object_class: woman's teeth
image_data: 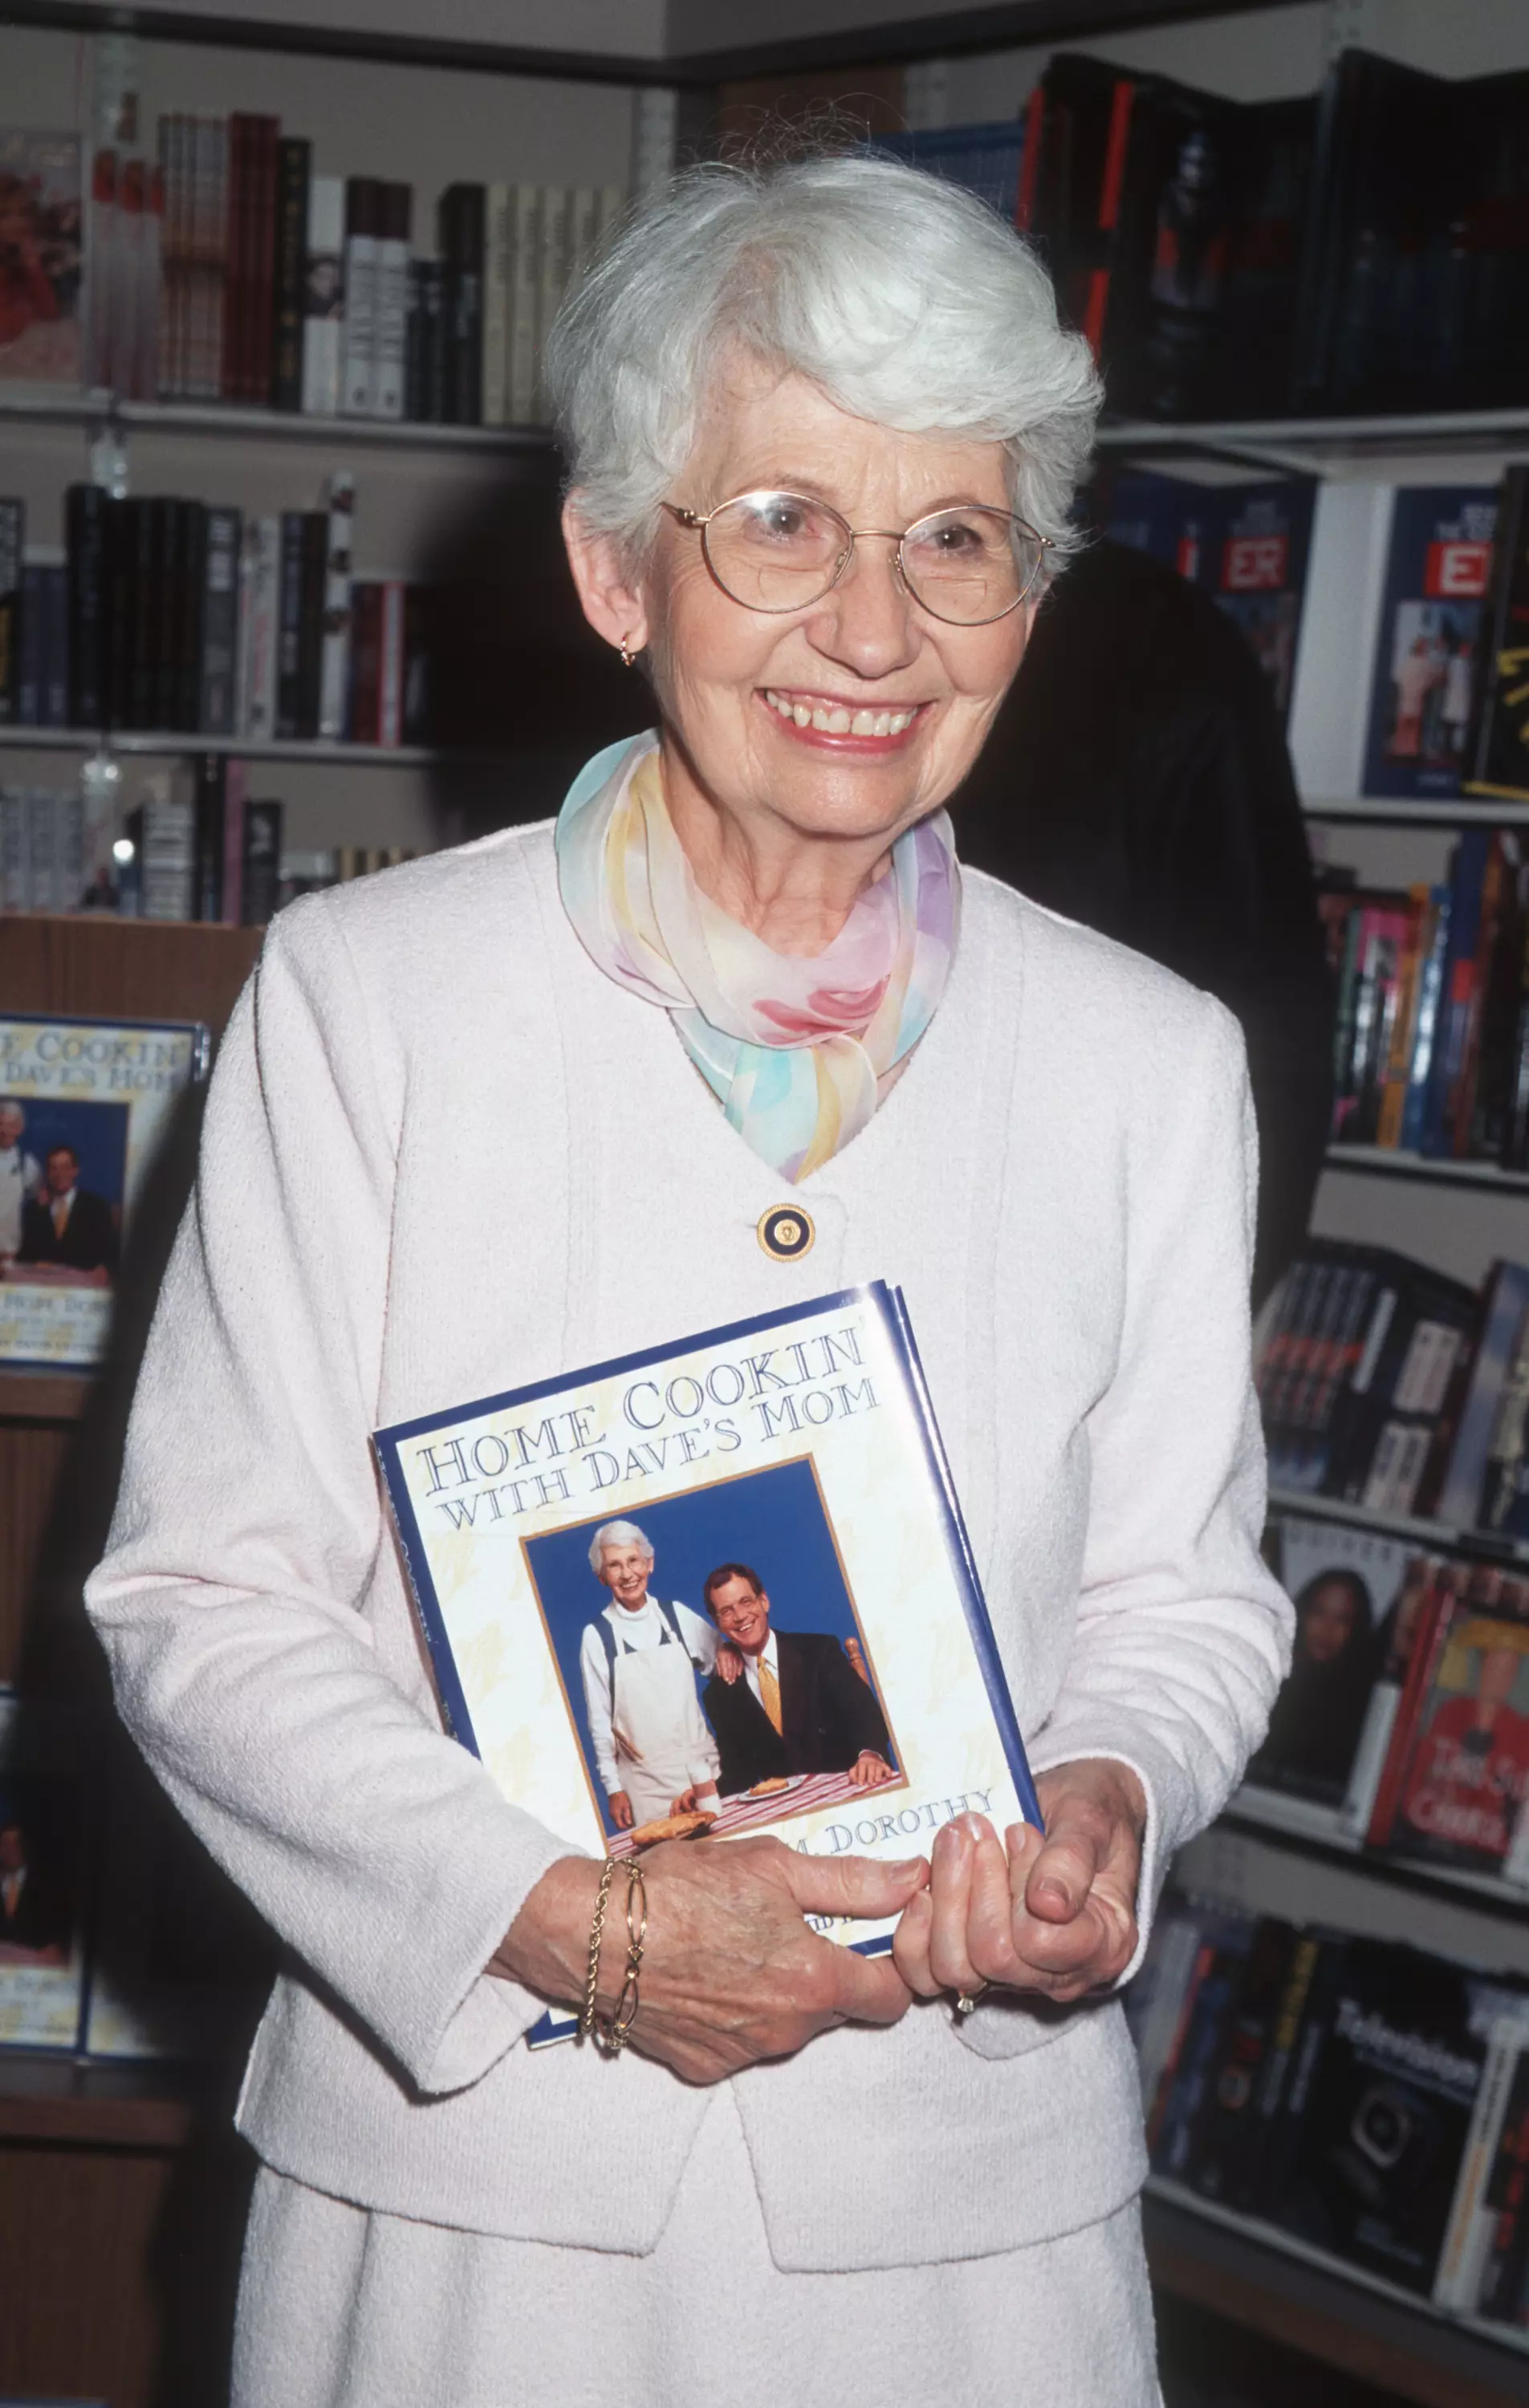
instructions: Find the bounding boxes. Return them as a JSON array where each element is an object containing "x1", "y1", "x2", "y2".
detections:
[{"x1": 765, "y1": 691, "x2": 917, "y2": 738}]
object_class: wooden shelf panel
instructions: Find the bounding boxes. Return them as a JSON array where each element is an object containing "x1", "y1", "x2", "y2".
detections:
[
  {"x1": 1144, "y1": 2182, "x2": 1528, "y2": 2408},
  {"x1": 1, "y1": 914, "x2": 262, "y2": 1035},
  {"x1": 0, "y1": 1368, "x2": 91, "y2": 1424},
  {"x1": 0, "y1": 725, "x2": 445, "y2": 766},
  {"x1": 0, "y1": 2054, "x2": 205, "y2": 2150}
]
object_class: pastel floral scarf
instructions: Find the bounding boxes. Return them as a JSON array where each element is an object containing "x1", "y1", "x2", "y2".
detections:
[{"x1": 555, "y1": 732, "x2": 960, "y2": 1183}]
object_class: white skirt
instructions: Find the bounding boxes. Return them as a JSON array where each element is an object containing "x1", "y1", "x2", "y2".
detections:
[{"x1": 231, "y1": 2091, "x2": 1161, "y2": 2408}]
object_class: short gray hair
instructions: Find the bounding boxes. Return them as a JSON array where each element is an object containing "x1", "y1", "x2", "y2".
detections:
[
  {"x1": 546, "y1": 152, "x2": 1100, "y2": 569},
  {"x1": 588, "y1": 1519, "x2": 654, "y2": 1576}
]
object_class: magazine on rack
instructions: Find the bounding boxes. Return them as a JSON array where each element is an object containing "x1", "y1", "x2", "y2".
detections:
[{"x1": 376, "y1": 1283, "x2": 1043, "y2": 2046}]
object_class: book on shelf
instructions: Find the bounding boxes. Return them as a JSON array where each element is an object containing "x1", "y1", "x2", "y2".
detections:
[
  {"x1": 0, "y1": 1009, "x2": 207, "y2": 1370},
  {"x1": 300, "y1": 173, "x2": 345, "y2": 416},
  {"x1": 1249, "y1": 1515, "x2": 1417, "y2": 1810},
  {"x1": 1129, "y1": 1896, "x2": 1529, "y2": 2311},
  {"x1": 1477, "y1": 2043, "x2": 1529, "y2": 2327},
  {"x1": 1317, "y1": 830, "x2": 1528, "y2": 1171},
  {"x1": 1379, "y1": 1569, "x2": 1529, "y2": 1879},
  {"x1": 341, "y1": 175, "x2": 382, "y2": 418},
  {"x1": 1466, "y1": 465, "x2": 1529, "y2": 809},
  {"x1": 0, "y1": 128, "x2": 83, "y2": 397},
  {"x1": 439, "y1": 181, "x2": 485, "y2": 427},
  {"x1": 1431, "y1": 1261, "x2": 1529, "y2": 1536},
  {"x1": 872, "y1": 120, "x2": 1027, "y2": 222},
  {"x1": 1359, "y1": 486, "x2": 1499, "y2": 803},
  {"x1": 270, "y1": 136, "x2": 311, "y2": 414},
  {"x1": 1256, "y1": 1238, "x2": 1478, "y2": 1515},
  {"x1": 1097, "y1": 466, "x2": 1315, "y2": 724},
  {"x1": 0, "y1": 1693, "x2": 91, "y2": 2052},
  {"x1": 374, "y1": 1283, "x2": 1043, "y2": 2046}
]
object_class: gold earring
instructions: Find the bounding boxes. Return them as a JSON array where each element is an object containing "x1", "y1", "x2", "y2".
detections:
[{"x1": 620, "y1": 635, "x2": 640, "y2": 669}]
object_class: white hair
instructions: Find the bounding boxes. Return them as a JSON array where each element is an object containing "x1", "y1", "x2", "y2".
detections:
[
  {"x1": 546, "y1": 150, "x2": 1100, "y2": 570},
  {"x1": 588, "y1": 1519, "x2": 654, "y2": 1576}
]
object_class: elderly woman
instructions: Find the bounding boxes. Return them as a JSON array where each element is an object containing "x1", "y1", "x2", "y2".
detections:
[{"x1": 85, "y1": 151, "x2": 1289, "y2": 2408}]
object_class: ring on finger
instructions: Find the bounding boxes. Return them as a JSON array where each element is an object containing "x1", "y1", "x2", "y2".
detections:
[{"x1": 952, "y1": 1983, "x2": 989, "y2": 2017}]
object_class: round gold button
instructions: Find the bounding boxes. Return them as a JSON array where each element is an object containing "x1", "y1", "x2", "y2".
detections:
[{"x1": 758, "y1": 1205, "x2": 815, "y2": 1262}]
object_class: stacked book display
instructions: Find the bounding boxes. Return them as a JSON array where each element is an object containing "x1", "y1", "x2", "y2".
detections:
[
  {"x1": 1250, "y1": 1507, "x2": 1529, "y2": 1889},
  {"x1": 0, "y1": 478, "x2": 433, "y2": 750},
  {"x1": 1255, "y1": 1239, "x2": 1529, "y2": 1531},
  {"x1": 1131, "y1": 1896, "x2": 1529, "y2": 2331},
  {"x1": 1317, "y1": 830, "x2": 1529, "y2": 1173},
  {"x1": 1020, "y1": 46, "x2": 1529, "y2": 421}
]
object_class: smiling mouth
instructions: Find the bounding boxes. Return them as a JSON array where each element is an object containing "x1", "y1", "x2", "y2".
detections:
[{"x1": 762, "y1": 688, "x2": 925, "y2": 741}]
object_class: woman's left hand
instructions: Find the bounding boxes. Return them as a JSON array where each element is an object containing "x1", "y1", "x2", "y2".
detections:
[{"x1": 891, "y1": 1759, "x2": 1146, "y2": 2007}]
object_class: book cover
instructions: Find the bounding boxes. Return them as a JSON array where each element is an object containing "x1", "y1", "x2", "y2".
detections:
[
  {"x1": 0, "y1": 498, "x2": 19, "y2": 723},
  {"x1": 318, "y1": 471, "x2": 354, "y2": 742},
  {"x1": 375, "y1": 1284, "x2": 1043, "y2": 2041},
  {"x1": 1251, "y1": 1518, "x2": 1413, "y2": 1807},
  {"x1": 1479, "y1": 1296, "x2": 1529, "y2": 1545},
  {"x1": 0, "y1": 1014, "x2": 207, "y2": 1369},
  {"x1": 300, "y1": 173, "x2": 344, "y2": 417},
  {"x1": 1466, "y1": 465, "x2": 1529, "y2": 805},
  {"x1": 242, "y1": 797, "x2": 282, "y2": 925},
  {"x1": 1206, "y1": 478, "x2": 1317, "y2": 726},
  {"x1": 1478, "y1": 2044, "x2": 1529, "y2": 2323},
  {"x1": 372, "y1": 182, "x2": 411, "y2": 422},
  {"x1": 270, "y1": 136, "x2": 310, "y2": 411},
  {"x1": 1279, "y1": 1937, "x2": 1485, "y2": 2294},
  {"x1": 1434, "y1": 1260, "x2": 1529, "y2": 1531},
  {"x1": 1342, "y1": 1553, "x2": 1444, "y2": 1837},
  {"x1": 340, "y1": 176, "x2": 382, "y2": 417},
  {"x1": 1389, "y1": 1578, "x2": 1529, "y2": 1875},
  {"x1": 0, "y1": 1692, "x2": 91, "y2": 2053},
  {"x1": 0, "y1": 130, "x2": 83, "y2": 393},
  {"x1": 440, "y1": 181, "x2": 485, "y2": 425},
  {"x1": 1360, "y1": 486, "x2": 1498, "y2": 801},
  {"x1": 197, "y1": 502, "x2": 241, "y2": 735},
  {"x1": 236, "y1": 512, "x2": 279, "y2": 742},
  {"x1": 1435, "y1": 2013, "x2": 1529, "y2": 2310}
]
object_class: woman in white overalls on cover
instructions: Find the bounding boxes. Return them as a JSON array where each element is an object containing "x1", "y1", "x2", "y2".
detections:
[{"x1": 576, "y1": 1519, "x2": 727, "y2": 1830}]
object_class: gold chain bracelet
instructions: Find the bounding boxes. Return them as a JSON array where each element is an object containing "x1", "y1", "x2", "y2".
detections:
[{"x1": 579, "y1": 1857, "x2": 647, "y2": 2055}]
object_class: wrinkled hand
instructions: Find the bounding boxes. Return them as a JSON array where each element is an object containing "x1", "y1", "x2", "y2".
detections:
[
  {"x1": 492, "y1": 1837, "x2": 926, "y2": 2085},
  {"x1": 608, "y1": 1789, "x2": 634, "y2": 1831},
  {"x1": 892, "y1": 1759, "x2": 1145, "y2": 2007}
]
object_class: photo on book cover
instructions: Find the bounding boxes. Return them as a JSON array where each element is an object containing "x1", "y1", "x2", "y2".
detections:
[
  {"x1": 1249, "y1": 1517, "x2": 1413, "y2": 1806},
  {"x1": 376, "y1": 1283, "x2": 1040, "y2": 2011},
  {"x1": 0, "y1": 1014, "x2": 208, "y2": 1371},
  {"x1": 0, "y1": 1692, "x2": 89, "y2": 2052},
  {"x1": 1361, "y1": 486, "x2": 1499, "y2": 800},
  {"x1": 526, "y1": 1455, "x2": 901, "y2": 1846},
  {"x1": 1391, "y1": 1601, "x2": 1529, "y2": 1874}
]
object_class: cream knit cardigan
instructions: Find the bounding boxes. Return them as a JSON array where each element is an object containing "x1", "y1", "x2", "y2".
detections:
[{"x1": 85, "y1": 818, "x2": 1291, "y2": 2272}]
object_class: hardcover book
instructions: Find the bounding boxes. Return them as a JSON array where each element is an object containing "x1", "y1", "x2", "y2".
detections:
[
  {"x1": 1250, "y1": 1517, "x2": 1413, "y2": 1807},
  {"x1": 376, "y1": 1283, "x2": 1042, "y2": 2042},
  {"x1": 0, "y1": 1012, "x2": 208, "y2": 1370},
  {"x1": 0, "y1": 1692, "x2": 89, "y2": 2053},
  {"x1": 0, "y1": 130, "x2": 83, "y2": 393},
  {"x1": 1360, "y1": 486, "x2": 1499, "y2": 802}
]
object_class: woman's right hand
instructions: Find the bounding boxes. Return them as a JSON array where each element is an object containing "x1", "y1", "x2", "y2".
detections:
[{"x1": 489, "y1": 1838, "x2": 926, "y2": 2085}]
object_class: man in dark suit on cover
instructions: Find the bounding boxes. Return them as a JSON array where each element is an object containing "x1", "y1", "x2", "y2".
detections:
[
  {"x1": 697, "y1": 1561, "x2": 896, "y2": 1799},
  {"x1": 17, "y1": 1142, "x2": 119, "y2": 1279}
]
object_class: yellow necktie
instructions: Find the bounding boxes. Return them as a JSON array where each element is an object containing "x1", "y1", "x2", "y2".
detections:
[
  {"x1": 52, "y1": 1196, "x2": 69, "y2": 1237},
  {"x1": 758, "y1": 1654, "x2": 783, "y2": 1735}
]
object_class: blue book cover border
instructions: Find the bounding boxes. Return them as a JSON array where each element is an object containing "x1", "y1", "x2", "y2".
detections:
[{"x1": 374, "y1": 1279, "x2": 1042, "y2": 1843}]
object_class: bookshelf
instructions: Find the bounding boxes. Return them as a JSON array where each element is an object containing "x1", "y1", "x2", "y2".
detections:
[{"x1": 1143, "y1": 2181, "x2": 1529, "y2": 2408}]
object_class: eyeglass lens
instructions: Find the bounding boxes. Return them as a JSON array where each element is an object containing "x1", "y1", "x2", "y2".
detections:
[{"x1": 700, "y1": 492, "x2": 1041, "y2": 625}]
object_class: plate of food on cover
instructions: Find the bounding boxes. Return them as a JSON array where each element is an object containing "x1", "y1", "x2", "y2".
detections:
[
  {"x1": 624, "y1": 1808, "x2": 718, "y2": 1848},
  {"x1": 747, "y1": 1776, "x2": 792, "y2": 1796}
]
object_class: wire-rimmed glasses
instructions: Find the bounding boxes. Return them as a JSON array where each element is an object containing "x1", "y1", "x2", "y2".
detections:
[{"x1": 661, "y1": 490, "x2": 1051, "y2": 628}]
